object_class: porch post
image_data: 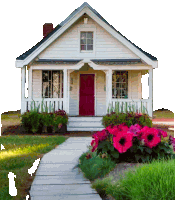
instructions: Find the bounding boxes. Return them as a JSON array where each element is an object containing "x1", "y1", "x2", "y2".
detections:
[
  {"x1": 67, "y1": 70, "x2": 71, "y2": 115},
  {"x1": 28, "y1": 66, "x2": 32, "y2": 99},
  {"x1": 107, "y1": 69, "x2": 112, "y2": 113},
  {"x1": 148, "y1": 68, "x2": 153, "y2": 118},
  {"x1": 63, "y1": 68, "x2": 68, "y2": 113},
  {"x1": 105, "y1": 70, "x2": 109, "y2": 114},
  {"x1": 21, "y1": 66, "x2": 26, "y2": 114}
]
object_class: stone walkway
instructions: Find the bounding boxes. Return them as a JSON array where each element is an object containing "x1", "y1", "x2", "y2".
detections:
[
  {"x1": 29, "y1": 120, "x2": 174, "y2": 199},
  {"x1": 29, "y1": 137, "x2": 101, "y2": 200}
]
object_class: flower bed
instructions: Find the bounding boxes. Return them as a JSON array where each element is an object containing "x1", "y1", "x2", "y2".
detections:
[
  {"x1": 90, "y1": 123, "x2": 175, "y2": 164},
  {"x1": 21, "y1": 109, "x2": 68, "y2": 134}
]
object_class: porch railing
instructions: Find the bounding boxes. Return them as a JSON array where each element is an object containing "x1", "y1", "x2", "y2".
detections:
[
  {"x1": 110, "y1": 99, "x2": 149, "y2": 115},
  {"x1": 22, "y1": 98, "x2": 64, "y2": 113}
]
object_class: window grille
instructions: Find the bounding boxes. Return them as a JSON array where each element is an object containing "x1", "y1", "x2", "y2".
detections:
[
  {"x1": 80, "y1": 32, "x2": 93, "y2": 51},
  {"x1": 112, "y1": 71, "x2": 128, "y2": 99},
  {"x1": 42, "y1": 70, "x2": 63, "y2": 98}
]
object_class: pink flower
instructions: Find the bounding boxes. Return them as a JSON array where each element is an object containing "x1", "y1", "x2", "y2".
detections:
[
  {"x1": 117, "y1": 124, "x2": 129, "y2": 132},
  {"x1": 113, "y1": 131, "x2": 134, "y2": 153},
  {"x1": 128, "y1": 124, "x2": 142, "y2": 136},
  {"x1": 105, "y1": 125, "x2": 115, "y2": 134},
  {"x1": 157, "y1": 129, "x2": 168, "y2": 138},
  {"x1": 92, "y1": 129, "x2": 108, "y2": 141},
  {"x1": 169, "y1": 136, "x2": 175, "y2": 152},
  {"x1": 91, "y1": 135, "x2": 99, "y2": 152},
  {"x1": 140, "y1": 127, "x2": 161, "y2": 148}
]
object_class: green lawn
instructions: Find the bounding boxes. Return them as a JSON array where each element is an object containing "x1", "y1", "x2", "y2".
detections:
[
  {"x1": 153, "y1": 110, "x2": 174, "y2": 119},
  {"x1": 79, "y1": 148, "x2": 175, "y2": 200},
  {"x1": 0, "y1": 110, "x2": 174, "y2": 199},
  {"x1": 0, "y1": 135, "x2": 68, "y2": 200}
]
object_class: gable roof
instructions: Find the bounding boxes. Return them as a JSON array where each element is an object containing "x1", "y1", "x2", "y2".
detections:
[{"x1": 16, "y1": 2, "x2": 157, "y2": 66}]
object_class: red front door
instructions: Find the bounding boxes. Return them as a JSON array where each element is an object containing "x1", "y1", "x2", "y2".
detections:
[{"x1": 79, "y1": 74, "x2": 95, "y2": 116}]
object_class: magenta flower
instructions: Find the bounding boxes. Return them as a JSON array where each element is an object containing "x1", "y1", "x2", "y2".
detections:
[
  {"x1": 92, "y1": 129, "x2": 108, "y2": 141},
  {"x1": 113, "y1": 131, "x2": 134, "y2": 153},
  {"x1": 91, "y1": 135, "x2": 99, "y2": 152},
  {"x1": 169, "y1": 136, "x2": 175, "y2": 152},
  {"x1": 128, "y1": 124, "x2": 142, "y2": 135},
  {"x1": 157, "y1": 129, "x2": 168, "y2": 138},
  {"x1": 140, "y1": 127, "x2": 161, "y2": 148}
]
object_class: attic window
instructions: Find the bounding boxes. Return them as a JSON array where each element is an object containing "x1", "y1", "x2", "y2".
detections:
[{"x1": 80, "y1": 32, "x2": 93, "y2": 51}]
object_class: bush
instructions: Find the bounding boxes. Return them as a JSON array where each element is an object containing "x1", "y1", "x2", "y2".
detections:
[
  {"x1": 90, "y1": 124, "x2": 175, "y2": 165},
  {"x1": 102, "y1": 112, "x2": 152, "y2": 128},
  {"x1": 21, "y1": 109, "x2": 68, "y2": 133},
  {"x1": 21, "y1": 110, "x2": 42, "y2": 133}
]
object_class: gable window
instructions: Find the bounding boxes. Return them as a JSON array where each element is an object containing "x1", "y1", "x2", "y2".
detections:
[
  {"x1": 112, "y1": 71, "x2": 128, "y2": 99},
  {"x1": 42, "y1": 70, "x2": 63, "y2": 98},
  {"x1": 80, "y1": 32, "x2": 93, "y2": 51}
]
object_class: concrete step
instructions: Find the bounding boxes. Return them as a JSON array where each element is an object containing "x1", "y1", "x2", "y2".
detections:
[
  {"x1": 68, "y1": 121, "x2": 104, "y2": 128},
  {"x1": 67, "y1": 127, "x2": 104, "y2": 131},
  {"x1": 67, "y1": 117, "x2": 105, "y2": 131},
  {"x1": 68, "y1": 117, "x2": 103, "y2": 122}
]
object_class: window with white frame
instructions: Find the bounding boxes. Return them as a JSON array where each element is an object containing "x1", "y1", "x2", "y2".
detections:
[
  {"x1": 112, "y1": 71, "x2": 128, "y2": 99},
  {"x1": 42, "y1": 70, "x2": 63, "y2": 98},
  {"x1": 80, "y1": 32, "x2": 93, "y2": 51}
]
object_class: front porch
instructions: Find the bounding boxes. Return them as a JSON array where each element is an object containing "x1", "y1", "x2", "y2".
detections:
[
  {"x1": 22, "y1": 98, "x2": 150, "y2": 131},
  {"x1": 23, "y1": 98, "x2": 150, "y2": 116},
  {"x1": 20, "y1": 60, "x2": 153, "y2": 131}
]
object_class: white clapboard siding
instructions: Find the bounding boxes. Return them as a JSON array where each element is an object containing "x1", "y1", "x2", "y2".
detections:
[
  {"x1": 39, "y1": 16, "x2": 139, "y2": 59},
  {"x1": 32, "y1": 70, "x2": 42, "y2": 98},
  {"x1": 96, "y1": 70, "x2": 106, "y2": 115},
  {"x1": 130, "y1": 70, "x2": 137, "y2": 99},
  {"x1": 69, "y1": 72, "x2": 79, "y2": 115}
]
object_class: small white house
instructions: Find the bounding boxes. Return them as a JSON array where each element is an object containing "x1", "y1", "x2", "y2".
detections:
[{"x1": 15, "y1": 2, "x2": 158, "y2": 131}]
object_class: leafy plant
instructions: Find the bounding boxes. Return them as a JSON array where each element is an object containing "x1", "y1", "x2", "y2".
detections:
[
  {"x1": 102, "y1": 112, "x2": 152, "y2": 128},
  {"x1": 21, "y1": 111, "x2": 42, "y2": 133},
  {"x1": 107, "y1": 101, "x2": 148, "y2": 115},
  {"x1": 90, "y1": 124, "x2": 175, "y2": 164}
]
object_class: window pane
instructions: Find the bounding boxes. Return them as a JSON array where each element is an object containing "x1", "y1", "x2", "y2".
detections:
[
  {"x1": 81, "y1": 39, "x2": 86, "y2": 45},
  {"x1": 49, "y1": 81, "x2": 51, "y2": 97},
  {"x1": 87, "y1": 45, "x2": 93, "y2": 50},
  {"x1": 87, "y1": 39, "x2": 93, "y2": 44},
  {"x1": 49, "y1": 71, "x2": 52, "y2": 81},
  {"x1": 81, "y1": 45, "x2": 86, "y2": 50},
  {"x1": 81, "y1": 32, "x2": 86, "y2": 39},
  {"x1": 43, "y1": 82, "x2": 49, "y2": 97},
  {"x1": 43, "y1": 71, "x2": 48, "y2": 82},
  {"x1": 87, "y1": 32, "x2": 93, "y2": 38},
  {"x1": 53, "y1": 72, "x2": 59, "y2": 98}
]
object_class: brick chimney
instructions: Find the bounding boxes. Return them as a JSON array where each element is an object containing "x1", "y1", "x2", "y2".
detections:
[{"x1": 43, "y1": 23, "x2": 53, "y2": 38}]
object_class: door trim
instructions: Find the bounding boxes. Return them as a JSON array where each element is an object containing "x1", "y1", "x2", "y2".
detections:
[{"x1": 78, "y1": 73, "x2": 96, "y2": 116}]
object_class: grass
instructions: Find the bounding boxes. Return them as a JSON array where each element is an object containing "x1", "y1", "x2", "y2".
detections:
[
  {"x1": 0, "y1": 110, "x2": 174, "y2": 199},
  {"x1": 153, "y1": 110, "x2": 174, "y2": 119},
  {"x1": 0, "y1": 135, "x2": 68, "y2": 200},
  {"x1": 1, "y1": 113, "x2": 21, "y2": 121},
  {"x1": 79, "y1": 148, "x2": 175, "y2": 200}
]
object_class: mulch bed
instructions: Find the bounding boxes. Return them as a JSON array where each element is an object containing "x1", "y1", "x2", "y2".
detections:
[
  {"x1": 1, "y1": 125, "x2": 96, "y2": 137},
  {"x1": 1, "y1": 123, "x2": 173, "y2": 137}
]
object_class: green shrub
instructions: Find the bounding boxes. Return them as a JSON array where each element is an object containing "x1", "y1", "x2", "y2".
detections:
[
  {"x1": 102, "y1": 112, "x2": 152, "y2": 128},
  {"x1": 21, "y1": 111, "x2": 42, "y2": 133}
]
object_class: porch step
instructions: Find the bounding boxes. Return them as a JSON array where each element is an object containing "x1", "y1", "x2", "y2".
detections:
[{"x1": 67, "y1": 117, "x2": 105, "y2": 131}]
